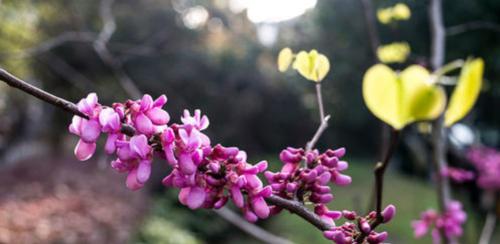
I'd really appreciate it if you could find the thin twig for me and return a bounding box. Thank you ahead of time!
[447,21,500,36]
[0,68,87,119]
[0,68,135,135]
[355,129,399,242]
[306,115,330,152]
[429,0,446,71]
[479,211,497,244]
[214,207,294,244]
[429,0,454,242]
[359,0,381,61]
[93,0,142,99]
[315,83,325,122]
[266,195,334,231]
[305,83,329,152]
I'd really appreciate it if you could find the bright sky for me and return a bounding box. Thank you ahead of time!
[229,0,317,23]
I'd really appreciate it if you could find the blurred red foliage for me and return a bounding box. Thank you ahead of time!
[0,157,149,243]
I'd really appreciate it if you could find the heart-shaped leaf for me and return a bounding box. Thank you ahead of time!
[292,50,330,82]
[444,58,484,127]
[277,47,293,72]
[362,64,446,130]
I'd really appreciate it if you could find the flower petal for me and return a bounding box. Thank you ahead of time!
[80,119,101,143]
[74,140,96,161]
[186,186,206,209]
[137,160,152,184]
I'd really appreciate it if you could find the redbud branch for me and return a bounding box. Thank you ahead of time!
[0,68,87,119]
[0,68,136,136]
[306,115,330,152]
[479,211,497,244]
[359,0,381,62]
[305,83,330,152]
[0,68,329,241]
[355,129,399,242]
[315,83,325,122]
[430,0,454,242]
[266,195,334,231]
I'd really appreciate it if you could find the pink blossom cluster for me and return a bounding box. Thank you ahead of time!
[264,147,352,224]
[412,200,467,244]
[467,146,500,190]
[440,166,474,183]
[323,205,395,244]
[69,93,170,190]
[69,93,271,221]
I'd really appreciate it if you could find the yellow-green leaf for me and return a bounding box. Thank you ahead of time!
[292,49,330,82]
[444,58,484,126]
[377,8,392,24]
[277,47,293,72]
[362,64,402,128]
[399,65,446,122]
[393,3,411,20]
[376,3,411,25]
[362,64,446,130]
[377,42,410,64]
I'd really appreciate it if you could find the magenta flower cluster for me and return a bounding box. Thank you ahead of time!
[68,93,398,243]
[412,200,467,244]
[263,147,395,242]
[467,146,500,190]
[323,205,395,244]
[441,166,474,183]
[264,147,352,224]
[70,93,170,190]
[69,93,271,221]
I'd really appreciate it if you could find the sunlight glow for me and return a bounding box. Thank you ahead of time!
[229,0,317,23]
[182,6,209,29]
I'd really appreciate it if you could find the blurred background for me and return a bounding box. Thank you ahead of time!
[0,0,499,243]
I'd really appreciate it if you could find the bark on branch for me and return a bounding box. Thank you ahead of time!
[266,195,334,231]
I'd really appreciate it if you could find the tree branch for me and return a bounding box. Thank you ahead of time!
[355,129,399,242]
[429,0,446,70]
[0,68,307,242]
[0,68,87,119]
[447,21,500,36]
[214,207,294,244]
[359,0,381,61]
[429,0,453,243]
[0,68,135,135]
[479,211,497,244]
[305,83,329,152]
[266,195,334,231]
[93,0,142,99]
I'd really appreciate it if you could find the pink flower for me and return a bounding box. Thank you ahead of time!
[130,94,170,135]
[467,146,500,190]
[99,107,122,154]
[181,109,209,131]
[324,207,394,244]
[265,147,351,219]
[69,93,102,161]
[411,201,466,242]
[441,166,474,183]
